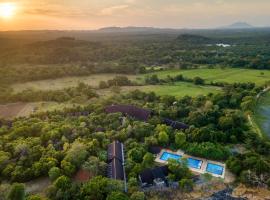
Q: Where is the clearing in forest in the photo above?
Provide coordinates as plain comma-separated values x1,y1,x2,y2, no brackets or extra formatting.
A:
148,68,270,86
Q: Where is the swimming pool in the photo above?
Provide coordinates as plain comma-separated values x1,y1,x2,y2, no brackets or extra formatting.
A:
187,158,203,169
206,163,224,175
160,152,182,161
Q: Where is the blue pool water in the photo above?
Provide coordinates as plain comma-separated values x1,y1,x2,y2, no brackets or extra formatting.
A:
187,158,202,169
206,163,224,175
160,152,182,161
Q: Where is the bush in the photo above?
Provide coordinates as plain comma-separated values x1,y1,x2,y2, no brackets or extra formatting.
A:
48,167,61,181
193,77,205,85
8,183,25,200
179,178,193,192
130,191,145,200
106,191,129,200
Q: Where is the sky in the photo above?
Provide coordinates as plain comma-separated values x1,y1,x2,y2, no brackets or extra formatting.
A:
0,0,270,30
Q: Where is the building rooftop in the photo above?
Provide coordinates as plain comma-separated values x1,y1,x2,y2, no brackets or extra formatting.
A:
107,140,125,180
163,118,189,130
105,105,152,121
139,166,169,185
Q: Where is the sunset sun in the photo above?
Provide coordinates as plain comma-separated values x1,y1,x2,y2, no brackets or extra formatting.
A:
0,2,16,19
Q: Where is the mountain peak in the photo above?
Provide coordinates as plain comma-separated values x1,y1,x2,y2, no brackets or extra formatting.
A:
221,22,254,29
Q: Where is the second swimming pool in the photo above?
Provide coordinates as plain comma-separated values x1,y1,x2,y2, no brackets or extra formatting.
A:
160,152,203,169
160,152,182,161
187,158,203,169
206,163,224,175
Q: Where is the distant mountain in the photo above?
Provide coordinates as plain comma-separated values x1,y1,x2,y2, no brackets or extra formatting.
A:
98,26,154,32
97,26,176,33
220,22,254,29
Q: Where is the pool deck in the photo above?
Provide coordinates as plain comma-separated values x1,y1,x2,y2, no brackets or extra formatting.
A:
155,149,226,179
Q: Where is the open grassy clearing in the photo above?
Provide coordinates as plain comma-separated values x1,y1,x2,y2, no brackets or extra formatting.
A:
147,68,270,86
134,82,221,97
98,82,221,98
254,91,270,138
12,74,139,92
11,68,270,94
0,102,83,119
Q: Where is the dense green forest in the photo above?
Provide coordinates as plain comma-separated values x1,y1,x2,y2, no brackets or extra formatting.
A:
1,29,270,199
1,29,270,86
1,83,270,199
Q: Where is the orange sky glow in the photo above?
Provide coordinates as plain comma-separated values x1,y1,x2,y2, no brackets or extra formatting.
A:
0,0,270,31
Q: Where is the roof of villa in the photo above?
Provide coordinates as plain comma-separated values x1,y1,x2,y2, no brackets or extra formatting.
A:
139,166,169,185
107,157,124,180
105,105,152,121
163,118,189,130
107,141,125,180
107,140,123,162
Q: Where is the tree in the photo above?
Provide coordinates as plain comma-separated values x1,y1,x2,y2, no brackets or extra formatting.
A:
106,191,129,200
142,153,154,168
8,183,25,200
130,192,145,200
158,131,169,146
175,132,186,148
168,159,191,181
82,156,107,176
0,151,10,171
127,146,146,163
99,81,108,89
26,195,48,200
218,116,234,130
0,184,10,200
193,77,205,85
179,178,193,192
48,167,61,181
64,141,88,167
54,176,72,190
81,176,123,200
61,160,76,176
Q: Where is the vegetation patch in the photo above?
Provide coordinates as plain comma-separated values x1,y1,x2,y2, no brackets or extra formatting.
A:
254,91,270,137
148,68,270,86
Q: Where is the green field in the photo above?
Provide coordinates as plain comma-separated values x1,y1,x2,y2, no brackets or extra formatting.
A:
12,74,138,92
0,101,83,119
254,92,270,138
147,68,270,85
12,68,270,93
10,68,270,101
125,82,221,97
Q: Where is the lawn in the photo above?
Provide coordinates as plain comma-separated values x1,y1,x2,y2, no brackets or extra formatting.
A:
146,68,270,86
12,74,139,92
118,82,221,98
12,68,269,93
254,92,270,138
0,102,83,119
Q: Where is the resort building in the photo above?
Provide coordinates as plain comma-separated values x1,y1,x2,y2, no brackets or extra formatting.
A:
105,105,152,121
105,104,188,130
107,140,125,180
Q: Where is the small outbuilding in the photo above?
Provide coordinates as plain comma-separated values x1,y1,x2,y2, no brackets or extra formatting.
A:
139,166,169,188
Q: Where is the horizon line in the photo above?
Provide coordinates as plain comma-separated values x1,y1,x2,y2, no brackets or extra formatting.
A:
1,25,270,32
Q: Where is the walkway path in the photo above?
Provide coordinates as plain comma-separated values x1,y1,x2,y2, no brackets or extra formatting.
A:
247,86,270,138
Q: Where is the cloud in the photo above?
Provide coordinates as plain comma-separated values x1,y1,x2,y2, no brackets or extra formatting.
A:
99,5,129,16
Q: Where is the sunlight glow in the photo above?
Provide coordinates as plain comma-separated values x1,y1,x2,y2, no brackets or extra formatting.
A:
0,2,16,19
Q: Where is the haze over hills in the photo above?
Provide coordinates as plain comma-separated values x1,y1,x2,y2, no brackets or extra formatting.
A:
220,22,255,29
